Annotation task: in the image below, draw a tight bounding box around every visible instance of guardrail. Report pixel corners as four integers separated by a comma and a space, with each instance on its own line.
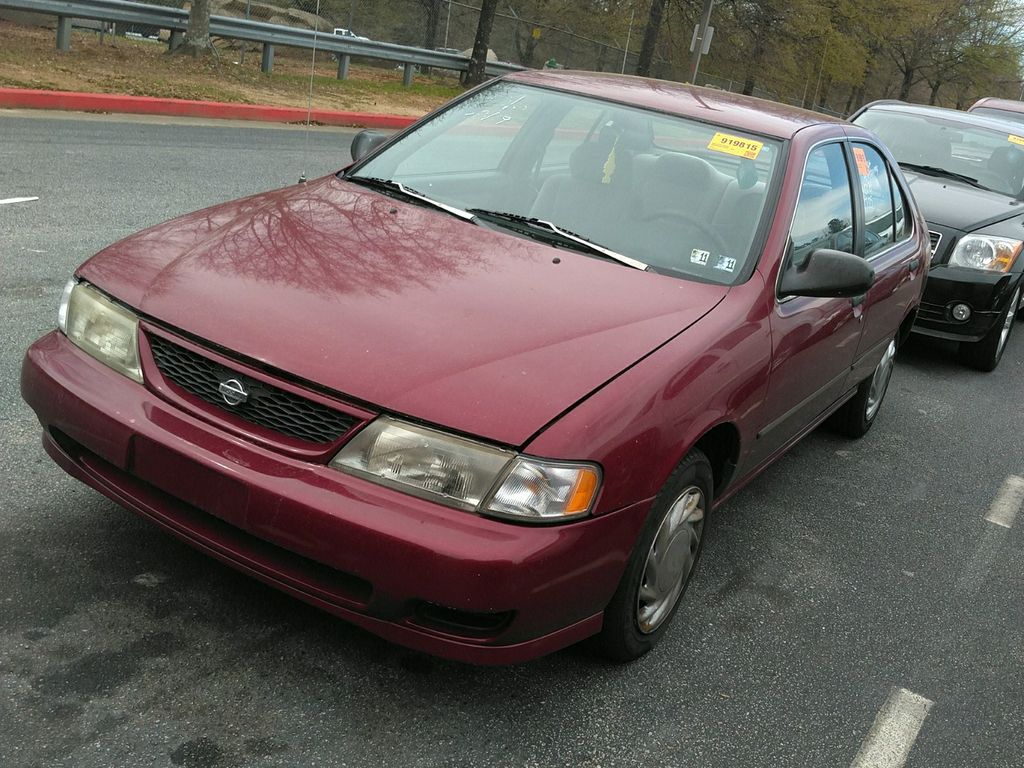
0, 0, 525, 84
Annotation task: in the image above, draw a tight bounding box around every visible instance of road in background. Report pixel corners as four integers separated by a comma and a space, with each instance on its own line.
2, 112, 1022, 768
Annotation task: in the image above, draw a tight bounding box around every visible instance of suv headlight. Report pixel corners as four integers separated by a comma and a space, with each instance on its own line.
330, 417, 601, 523
59, 279, 143, 383
948, 235, 1023, 272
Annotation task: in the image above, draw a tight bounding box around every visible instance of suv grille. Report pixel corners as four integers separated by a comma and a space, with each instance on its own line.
148, 335, 355, 444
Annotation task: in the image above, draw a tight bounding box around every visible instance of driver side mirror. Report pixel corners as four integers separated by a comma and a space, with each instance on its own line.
779, 248, 875, 298
350, 129, 389, 162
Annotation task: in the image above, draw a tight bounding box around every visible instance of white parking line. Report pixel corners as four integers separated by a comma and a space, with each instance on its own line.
0, 196, 39, 205
985, 475, 1024, 529
850, 688, 933, 768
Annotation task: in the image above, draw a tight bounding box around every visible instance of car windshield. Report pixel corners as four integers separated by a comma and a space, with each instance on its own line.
348, 81, 782, 284
855, 108, 1024, 197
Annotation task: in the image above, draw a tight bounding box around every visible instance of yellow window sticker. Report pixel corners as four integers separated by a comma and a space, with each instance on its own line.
707, 132, 764, 160
1009, 134, 1024, 147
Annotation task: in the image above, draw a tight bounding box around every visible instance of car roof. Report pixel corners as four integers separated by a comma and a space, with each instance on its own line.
503, 70, 847, 140
854, 100, 1024, 134
970, 97, 1024, 114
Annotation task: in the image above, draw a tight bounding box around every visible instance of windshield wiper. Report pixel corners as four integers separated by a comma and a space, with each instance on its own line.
466, 209, 649, 271
346, 176, 477, 222
898, 163, 988, 190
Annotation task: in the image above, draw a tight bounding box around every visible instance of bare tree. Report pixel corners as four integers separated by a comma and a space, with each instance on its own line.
466, 0, 499, 86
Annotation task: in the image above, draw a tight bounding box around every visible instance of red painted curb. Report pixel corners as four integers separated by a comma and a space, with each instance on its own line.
0, 87, 418, 128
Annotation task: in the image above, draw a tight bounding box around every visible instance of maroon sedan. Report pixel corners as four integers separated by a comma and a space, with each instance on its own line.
21, 72, 928, 664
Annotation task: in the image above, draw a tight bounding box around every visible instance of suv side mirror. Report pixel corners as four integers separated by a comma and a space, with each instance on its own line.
779, 249, 875, 298
350, 129, 389, 162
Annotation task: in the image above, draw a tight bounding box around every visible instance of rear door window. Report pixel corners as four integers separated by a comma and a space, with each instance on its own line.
851, 143, 895, 258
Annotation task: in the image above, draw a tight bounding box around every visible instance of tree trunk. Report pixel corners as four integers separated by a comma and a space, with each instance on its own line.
420, 0, 443, 75
175, 0, 214, 56
513, 24, 540, 67
928, 80, 941, 105
742, 42, 764, 96
635, 0, 667, 77
844, 87, 857, 115
816, 75, 832, 111
465, 0, 498, 86
898, 66, 915, 100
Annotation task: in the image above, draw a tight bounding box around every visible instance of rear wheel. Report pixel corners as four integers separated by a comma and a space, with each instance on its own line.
959, 285, 1020, 372
597, 449, 712, 662
835, 335, 897, 438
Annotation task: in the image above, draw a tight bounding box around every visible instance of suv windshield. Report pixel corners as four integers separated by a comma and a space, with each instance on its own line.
855, 108, 1024, 197
348, 81, 782, 284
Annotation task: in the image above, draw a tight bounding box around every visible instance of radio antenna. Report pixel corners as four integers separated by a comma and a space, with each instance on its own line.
299, 0, 322, 184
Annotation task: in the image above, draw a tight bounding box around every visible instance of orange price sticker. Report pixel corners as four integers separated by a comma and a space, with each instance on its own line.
707, 132, 763, 160
853, 146, 871, 177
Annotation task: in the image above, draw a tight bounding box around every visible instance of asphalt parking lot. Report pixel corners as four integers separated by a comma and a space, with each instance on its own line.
2, 111, 1022, 768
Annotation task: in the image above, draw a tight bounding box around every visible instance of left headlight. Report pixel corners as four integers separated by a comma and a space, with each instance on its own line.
59, 280, 143, 383
948, 235, 1023, 272
330, 416, 601, 523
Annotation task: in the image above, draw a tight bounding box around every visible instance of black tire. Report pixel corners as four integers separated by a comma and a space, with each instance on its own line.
834, 335, 897, 438
959, 285, 1021, 372
597, 449, 713, 662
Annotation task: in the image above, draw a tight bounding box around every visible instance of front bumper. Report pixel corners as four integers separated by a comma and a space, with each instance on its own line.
21, 331, 650, 664
912, 265, 1016, 342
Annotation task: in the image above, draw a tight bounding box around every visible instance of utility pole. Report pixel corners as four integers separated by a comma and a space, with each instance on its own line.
687, 0, 714, 84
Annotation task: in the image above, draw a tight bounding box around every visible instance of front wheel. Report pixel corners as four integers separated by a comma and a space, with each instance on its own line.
959, 284, 1021, 372
834, 335, 897, 438
597, 449, 713, 662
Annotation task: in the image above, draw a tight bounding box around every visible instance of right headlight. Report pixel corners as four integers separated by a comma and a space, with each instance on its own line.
330, 416, 601, 523
59, 279, 143, 383
948, 235, 1023, 272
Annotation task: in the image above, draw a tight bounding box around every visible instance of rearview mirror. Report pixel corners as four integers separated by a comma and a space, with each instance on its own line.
350, 129, 389, 162
779, 249, 875, 298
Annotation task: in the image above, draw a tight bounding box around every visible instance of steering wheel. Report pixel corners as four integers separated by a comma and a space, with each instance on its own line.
640, 211, 733, 265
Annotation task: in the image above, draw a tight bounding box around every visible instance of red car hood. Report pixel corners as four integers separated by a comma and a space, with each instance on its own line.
80, 175, 728, 446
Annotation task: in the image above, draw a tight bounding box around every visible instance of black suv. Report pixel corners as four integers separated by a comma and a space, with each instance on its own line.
851, 101, 1024, 371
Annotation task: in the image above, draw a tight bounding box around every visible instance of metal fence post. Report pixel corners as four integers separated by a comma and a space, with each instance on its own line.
168, 29, 183, 51
337, 54, 350, 80
402, 62, 414, 87
56, 16, 72, 50
261, 43, 274, 73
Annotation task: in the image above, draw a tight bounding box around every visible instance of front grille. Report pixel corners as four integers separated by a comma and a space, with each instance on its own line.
148, 334, 355, 444
928, 231, 942, 255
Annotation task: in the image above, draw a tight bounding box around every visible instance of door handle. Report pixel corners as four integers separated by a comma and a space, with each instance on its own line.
851, 293, 866, 307
908, 257, 920, 271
